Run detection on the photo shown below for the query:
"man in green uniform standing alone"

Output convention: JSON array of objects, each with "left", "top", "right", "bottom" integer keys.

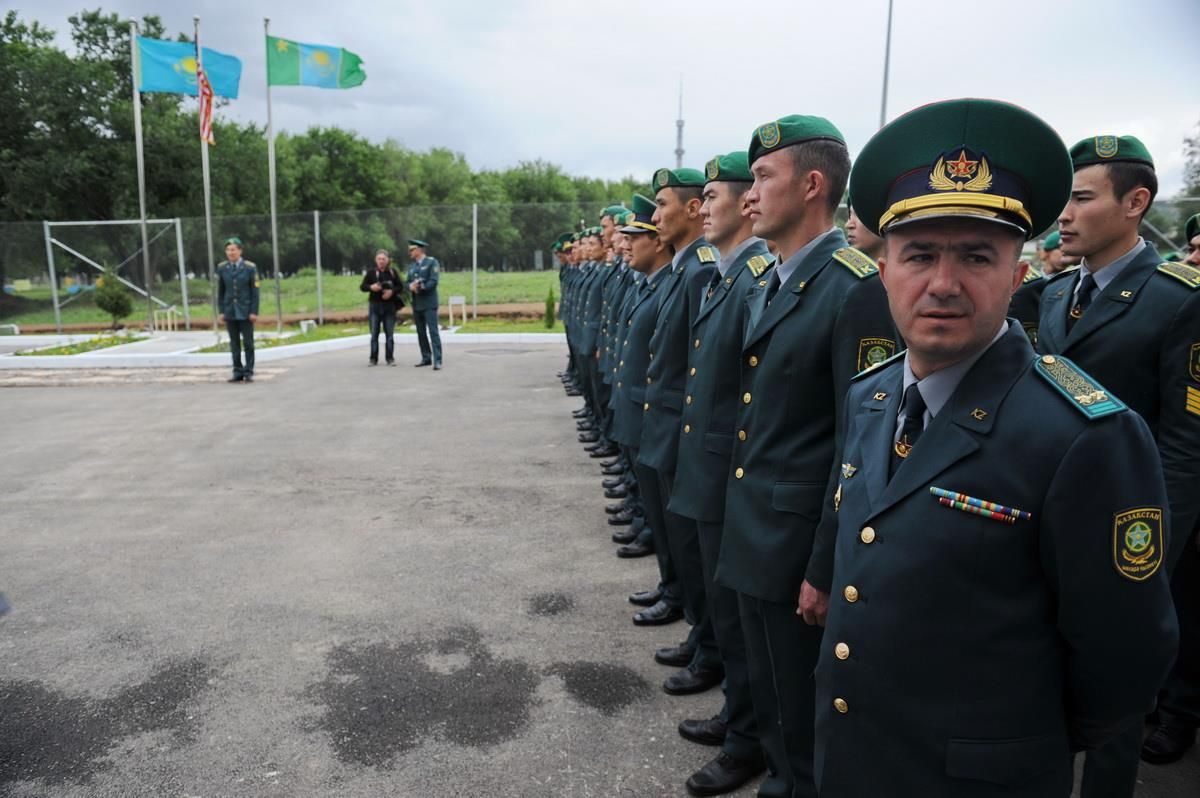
[
  {"left": 407, "top": 238, "right": 443, "bottom": 370},
  {"left": 216, "top": 236, "right": 260, "bottom": 384}
]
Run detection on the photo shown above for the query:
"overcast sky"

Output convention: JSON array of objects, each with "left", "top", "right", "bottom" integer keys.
[{"left": 14, "top": 0, "right": 1200, "bottom": 194}]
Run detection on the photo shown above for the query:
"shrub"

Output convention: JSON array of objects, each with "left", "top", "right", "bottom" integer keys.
[
  {"left": 94, "top": 276, "right": 133, "bottom": 329},
  {"left": 544, "top": 287, "right": 555, "bottom": 329}
]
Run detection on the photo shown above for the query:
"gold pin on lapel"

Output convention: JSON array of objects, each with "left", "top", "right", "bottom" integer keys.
[
  {"left": 1120, "top": 290, "right": 1133, "bottom": 298},
  {"left": 873, "top": 392, "right": 888, "bottom": 401},
  {"left": 841, "top": 462, "right": 858, "bottom": 478},
  {"left": 970, "top": 408, "right": 988, "bottom": 421},
  {"left": 834, "top": 483, "right": 843, "bottom": 512}
]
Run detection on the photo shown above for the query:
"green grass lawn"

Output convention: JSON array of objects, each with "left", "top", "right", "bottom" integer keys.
[
  {"left": 13, "top": 334, "right": 147, "bottom": 356},
  {"left": 0, "top": 270, "right": 561, "bottom": 327},
  {"left": 455, "top": 318, "right": 563, "bottom": 333},
  {"left": 196, "top": 323, "right": 393, "bottom": 353}
]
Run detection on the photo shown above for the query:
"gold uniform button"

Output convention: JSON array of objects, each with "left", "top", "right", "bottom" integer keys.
[
  {"left": 694, "top": 338, "right": 701, "bottom": 349},
  {"left": 686, "top": 395, "right": 693, "bottom": 405},
  {"left": 833, "top": 698, "right": 849, "bottom": 714},
  {"left": 743, "top": 392, "right": 752, "bottom": 404},
  {"left": 860, "top": 527, "right": 876, "bottom": 544},
  {"left": 734, "top": 467, "right": 745, "bottom": 479},
  {"left": 643, "top": 403, "right": 650, "bottom": 411},
  {"left": 835, "top": 642, "right": 850, "bottom": 660},
  {"left": 1041, "top": 355, "right": 1056, "bottom": 365},
  {"left": 689, "top": 367, "right": 696, "bottom": 377},
  {"left": 748, "top": 355, "right": 759, "bottom": 367},
  {"left": 843, "top": 585, "right": 859, "bottom": 603},
  {"left": 646, "top": 376, "right": 652, "bottom": 385},
  {"left": 738, "top": 430, "right": 747, "bottom": 441},
  {"left": 684, "top": 424, "right": 691, "bottom": 434},
  {"left": 617, "top": 381, "right": 622, "bottom": 387}
]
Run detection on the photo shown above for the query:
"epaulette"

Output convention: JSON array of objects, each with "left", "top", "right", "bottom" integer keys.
[
  {"left": 1022, "top": 265, "right": 1043, "bottom": 283},
  {"left": 746, "top": 254, "right": 771, "bottom": 277},
  {"left": 832, "top": 247, "right": 878, "bottom": 279},
  {"left": 1157, "top": 261, "right": 1200, "bottom": 289},
  {"left": 1045, "top": 266, "right": 1079, "bottom": 284},
  {"left": 243, "top": 260, "right": 257, "bottom": 268},
  {"left": 697, "top": 246, "right": 718, "bottom": 264},
  {"left": 1034, "top": 354, "right": 1127, "bottom": 420},
  {"left": 851, "top": 349, "right": 905, "bottom": 381}
]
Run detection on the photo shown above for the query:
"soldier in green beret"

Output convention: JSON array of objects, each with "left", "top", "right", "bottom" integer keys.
[
  {"left": 216, "top": 236, "right": 260, "bottom": 383},
  {"left": 1186, "top": 212, "right": 1200, "bottom": 267},
  {"left": 814, "top": 98, "right": 1178, "bottom": 798},
  {"left": 406, "top": 239, "right": 443, "bottom": 370},
  {"left": 667, "top": 150, "right": 772, "bottom": 795},
  {"left": 712, "top": 114, "right": 895, "bottom": 798}
]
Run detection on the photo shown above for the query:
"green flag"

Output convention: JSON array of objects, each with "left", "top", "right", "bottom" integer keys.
[{"left": 266, "top": 35, "right": 365, "bottom": 88}]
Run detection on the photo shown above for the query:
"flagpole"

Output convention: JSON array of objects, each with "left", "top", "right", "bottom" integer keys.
[
  {"left": 194, "top": 16, "right": 219, "bottom": 334},
  {"left": 128, "top": 19, "right": 155, "bottom": 331},
  {"left": 264, "top": 17, "right": 283, "bottom": 333}
]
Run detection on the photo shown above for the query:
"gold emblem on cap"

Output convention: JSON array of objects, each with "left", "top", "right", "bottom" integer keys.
[
  {"left": 758, "top": 121, "right": 782, "bottom": 150},
  {"left": 929, "top": 151, "right": 993, "bottom": 193},
  {"left": 705, "top": 158, "right": 719, "bottom": 180},
  {"left": 655, "top": 168, "right": 672, "bottom": 188},
  {"left": 1095, "top": 135, "right": 1119, "bottom": 159}
]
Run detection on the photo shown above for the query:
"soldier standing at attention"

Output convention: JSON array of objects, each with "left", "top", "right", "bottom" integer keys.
[
  {"left": 216, "top": 236, "right": 260, "bottom": 384},
  {"left": 1034, "top": 136, "right": 1200, "bottom": 793},
  {"left": 715, "top": 116, "right": 895, "bottom": 798},
  {"left": 407, "top": 239, "right": 443, "bottom": 370},
  {"left": 813, "top": 97, "right": 1178, "bottom": 798},
  {"left": 844, "top": 206, "right": 883, "bottom": 262}
]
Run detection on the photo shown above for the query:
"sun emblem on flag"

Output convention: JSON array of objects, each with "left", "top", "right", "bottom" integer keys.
[
  {"left": 307, "top": 49, "right": 336, "bottom": 77},
  {"left": 173, "top": 56, "right": 199, "bottom": 86}
]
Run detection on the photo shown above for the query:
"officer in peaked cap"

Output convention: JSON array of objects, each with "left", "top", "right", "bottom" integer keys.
[
  {"left": 813, "top": 98, "right": 1178, "bottom": 797},
  {"left": 406, "top": 238, "right": 443, "bottom": 369},
  {"left": 216, "top": 236, "right": 260, "bottom": 383}
]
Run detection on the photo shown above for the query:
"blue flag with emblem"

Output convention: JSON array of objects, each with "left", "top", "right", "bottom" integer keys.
[{"left": 137, "top": 36, "right": 242, "bottom": 99}]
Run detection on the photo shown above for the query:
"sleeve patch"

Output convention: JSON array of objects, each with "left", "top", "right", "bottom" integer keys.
[
  {"left": 832, "top": 247, "right": 878, "bottom": 279},
  {"left": 1190, "top": 343, "right": 1200, "bottom": 383},
  {"left": 697, "top": 246, "right": 718, "bottom": 264},
  {"left": 746, "top": 254, "right": 771, "bottom": 277},
  {"left": 1034, "top": 355, "right": 1127, "bottom": 419},
  {"left": 1113, "top": 507, "right": 1164, "bottom": 582},
  {"left": 857, "top": 337, "right": 897, "bottom": 373},
  {"left": 1157, "top": 261, "right": 1200, "bottom": 289}
]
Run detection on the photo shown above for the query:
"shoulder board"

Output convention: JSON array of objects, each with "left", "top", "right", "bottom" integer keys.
[
  {"left": 697, "top": 246, "right": 718, "bottom": 264},
  {"left": 851, "top": 349, "right": 905, "bottom": 381},
  {"left": 746, "top": 254, "right": 771, "bottom": 277},
  {"left": 244, "top": 260, "right": 257, "bottom": 268},
  {"left": 832, "top": 247, "right": 878, "bottom": 279},
  {"left": 1045, "top": 266, "right": 1079, "bottom": 284},
  {"left": 1022, "top": 265, "right": 1043, "bottom": 283},
  {"left": 1156, "top": 261, "right": 1200, "bottom": 289},
  {"left": 1033, "top": 355, "right": 1127, "bottom": 420}
]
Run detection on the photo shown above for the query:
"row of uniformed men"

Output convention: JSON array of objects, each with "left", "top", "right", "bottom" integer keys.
[{"left": 552, "top": 100, "right": 1200, "bottom": 798}]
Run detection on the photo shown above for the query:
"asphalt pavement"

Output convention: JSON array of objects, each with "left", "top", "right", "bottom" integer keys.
[{"left": 0, "top": 344, "right": 1195, "bottom": 797}]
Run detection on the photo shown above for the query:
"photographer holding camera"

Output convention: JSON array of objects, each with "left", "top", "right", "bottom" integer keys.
[{"left": 360, "top": 249, "right": 405, "bottom": 366}]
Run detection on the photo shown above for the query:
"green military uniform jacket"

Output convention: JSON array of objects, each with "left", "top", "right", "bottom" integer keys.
[
  {"left": 815, "top": 324, "right": 1178, "bottom": 797},
  {"left": 1036, "top": 245, "right": 1200, "bottom": 568},
  {"left": 610, "top": 267, "right": 670, "bottom": 449},
  {"left": 669, "top": 239, "right": 772, "bottom": 523},
  {"left": 1007, "top": 264, "right": 1049, "bottom": 345},
  {"left": 599, "top": 261, "right": 632, "bottom": 384},
  {"left": 637, "top": 237, "right": 718, "bottom": 474},
  {"left": 406, "top": 255, "right": 441, "bottom": 311},
  {"left": 217, "top": 259, "right": 260, "bottom": 321},
  {"left": 716, "top": 231, "right": 896, "bottom": 603}
]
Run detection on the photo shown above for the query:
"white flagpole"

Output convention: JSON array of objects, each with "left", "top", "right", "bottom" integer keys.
[
  {"left": 264, "top": 17, "right": 283, "bottom": 333},
  {"left": 128, "top": 19, "right": 155, "bottom": 331},
  {"left": 194, "top": 16, "right": 218, "bottom": 334}
]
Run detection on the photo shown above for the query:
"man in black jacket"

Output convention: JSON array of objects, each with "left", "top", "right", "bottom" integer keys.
[{"left": 361, "top": 249, "right": 403, "bottom": 366}]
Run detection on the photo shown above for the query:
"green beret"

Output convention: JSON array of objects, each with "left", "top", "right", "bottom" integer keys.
[
  {"left": 600, "top": 205, "right": 626, "bottom": 221},
  {"left": 570, "top": 232, "right": 582, "bottom": 242},
  {"left": 1042, "top": 230, "right": 1061, "bottom": 251},
  {"left": 1162, "top": 250, "right": 1183, "bottom": 262},
  {"left": 620, "top": 194, "right": 658, "bottom": 234},
  {"left": 849, "top": 98, "right": 1071, "bottom": 239},
  {"left": 652, "top": 167, "right": 706, "bottom": 193},
  {"left": 1070, "top": 135, "right": 1154, "bottom": 170},
  {"left": 705, "top": 151, "right": 753, "bottom": 182},
  {"left": 223, "top": 236, "right": 243, "bottom": 247},
  {"left": 748, "top": 115, "right": 845, "bottom": 165},
  {"left": 1184, "top": 213, "right": 1199, "bottom": 242},
  {"left": 407, "top": 238, "right": 429, "bottom": 249}
]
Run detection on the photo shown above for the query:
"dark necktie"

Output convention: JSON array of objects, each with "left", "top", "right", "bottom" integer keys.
[
  {"left": 890, "top": 383, "right": 927, "bottom": 478},
  {"left": 1067, "top": 272, "right": 1096, "bottom": 332},
  {"left": 764, "top": 271, "right": 782, "bottom": 305}
]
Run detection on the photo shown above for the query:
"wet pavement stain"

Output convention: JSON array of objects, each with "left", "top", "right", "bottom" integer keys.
[
  {"left": 0, "top": 656, "right": 216, "bottom": 787},
  {"left": 307, "top": 626, "right": 540, "bottom": 767},
  {"left": 546, "top": 662, "right": 651, "bottom": 716},
  {"left": 527, "top": 592, "right": 575, "bottom": 617}
]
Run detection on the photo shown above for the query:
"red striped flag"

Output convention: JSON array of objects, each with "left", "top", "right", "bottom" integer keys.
[{"left": 198, "top": 67, "right": 215, "bottom": 145}]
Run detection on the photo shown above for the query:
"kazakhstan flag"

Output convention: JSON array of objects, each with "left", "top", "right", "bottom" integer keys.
[
  {"left": 137, "top": 37, "right": 242, "bottom": 99},
  {"left": 266, "top": 36, "right": 366, "bottom": 89}
]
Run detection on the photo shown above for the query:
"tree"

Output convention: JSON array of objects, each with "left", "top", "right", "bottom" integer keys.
[{"left": 94, "top": 275, "right": 132, "bottom": 328}]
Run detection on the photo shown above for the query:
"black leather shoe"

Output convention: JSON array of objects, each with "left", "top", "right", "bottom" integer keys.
[
  {"left": 589, "top": 445, "right": 619, "bottom": 458},
  {"left": 655, "top": 642, "right": 696, "bottom": 668},
  {"left": 565, "top": 389, "right": 582, "bottom": 396},
  {"left": 368, "top": 360, "right": 378, "bottom": 366},
  {"left": 629, "top": 587, "right": 663, "bottom": 607},
  {"left": 685, "top": 751, "right": 766, "bottom": 797},
  {"left": 632, "top": 600, "right": 683, "bottom": 625},
  {"left": 602, "top": 476, "right": 625, "bottom": 490},
  {"left": 414, "top": 360, "right": 431, "bottom": 367},
  {"left": 618, "top": 541, "right": 656, "bottom": 559},
  {"left": 664, "top": 664, "right": 724, "bottom": 696},
  {"left": 227, "top": 376, "right": 243, "bottom": 383},
  {"left": 601, "top": 464, "right": 626, "bottom": 476},
  {"left": 243, "top": 375, "right": 254, "bottom": 383},
  {"left": 572, "top": 409, "right": 590, "bottom": 419},
  {"left": 387, "top": 360, "right": 396, "bottom": 366},
  {"left": 605, "top": 501, "right": 629, "bottom": 514},
  {"left": 579, "top": 432, "right": 600, "bottom": 444},
  {"left": 1141, "top": 722, "right": 1198, "bottom": 764},
  {"left": 600, "top": 457, "right": 621, "bottom": 468},
  {"left": 611, "top": 528, "right": 638, "bottom": 544},
  {"left": 604, "top": 486, "right": 629, "bottom": 500},
  {"left": 577, "top": 421, "right": 595, "bottom": 431},
  {"left": 607, "top": 510, "right": 635, "bottom": 526},
  {"left": 678, "top": 716, "right": 726, "bottom": 747}
]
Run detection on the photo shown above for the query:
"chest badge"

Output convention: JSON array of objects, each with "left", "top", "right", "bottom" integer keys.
[{"left": 841, "top": 463, "right": 857, "bottom": 479}]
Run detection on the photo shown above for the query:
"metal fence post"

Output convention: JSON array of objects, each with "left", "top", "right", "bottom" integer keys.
[
  {"left": 314, "top": 210, "right": 323, "bottom": 324},
  {"left": 472, "top": 203, "right": 478, "bottom": 320},
  {"left": 42, "top": 221, "right": 63, "bottom": 334},
  {"left": 174, "top": 218, "right": 191, "bottom": 330}
]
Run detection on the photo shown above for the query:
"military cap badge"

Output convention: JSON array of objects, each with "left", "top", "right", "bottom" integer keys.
[
  {"left": 758, "top": 121, "right": 782, "bottom": 150},
  {"left": 654, "top": 168, "right": 672, "bottom": 189},
  {"left": 1094, "top": 135, "right": 1120, "bottom": 159},
  {"left": 929, "top": 149, "right": 993, "bottom": 193},
  {"left": 705, "top": 158, "right": 720, "bottom": 181}
]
